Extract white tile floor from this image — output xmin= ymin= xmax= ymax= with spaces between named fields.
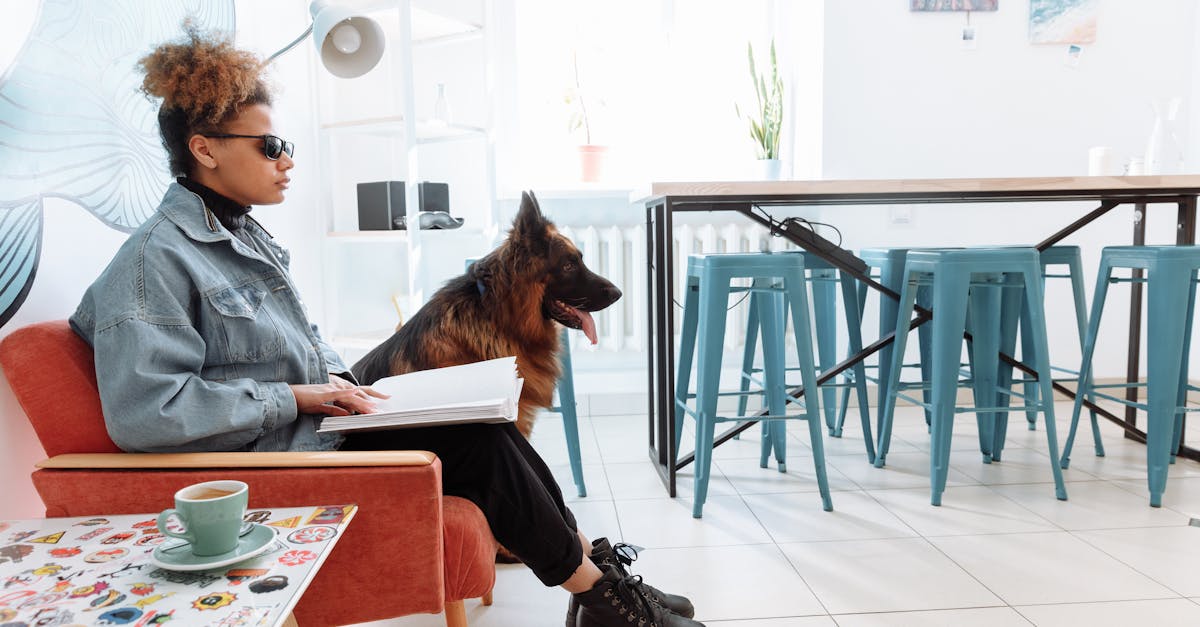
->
xmin=358 ymin=400 xmax=1200 ymax=627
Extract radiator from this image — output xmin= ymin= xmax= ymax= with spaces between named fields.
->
xmin=557 ymin=223 xmax=798 ymax=353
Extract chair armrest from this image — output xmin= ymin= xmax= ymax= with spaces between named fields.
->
xmin=36 ymin=451 xmax=436 ymax=469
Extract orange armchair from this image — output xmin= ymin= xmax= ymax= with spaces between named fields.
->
xmin=0 ymin=320 xmax=496 ymax=626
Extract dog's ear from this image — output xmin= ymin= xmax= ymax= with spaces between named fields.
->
xmin=513 ymin=190 xmax=547 ymax=237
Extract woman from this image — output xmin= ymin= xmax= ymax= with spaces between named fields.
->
xmin=69 ymin=28 xmax=701 ymax=627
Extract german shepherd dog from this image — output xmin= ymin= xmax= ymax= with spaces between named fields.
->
xmin=351 ymin=191 xmax=622 ymax=437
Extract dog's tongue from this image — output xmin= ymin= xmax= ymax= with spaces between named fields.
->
xmin=573 ymin=307 xmax=598 ymax=345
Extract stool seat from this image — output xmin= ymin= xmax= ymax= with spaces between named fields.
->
xmin=1062 ymin=245 xmax=1200 ymax=507
xmin=875 ymin=247 xmax=1069 ymax=506
xmin=675 ymin=252 xmax=833 ymax=517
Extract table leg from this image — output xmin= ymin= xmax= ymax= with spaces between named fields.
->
xmin=1125 ymin=203 xmax=1147 ymax=437
xmin=647 ymin=199 xmax=677 ymax=496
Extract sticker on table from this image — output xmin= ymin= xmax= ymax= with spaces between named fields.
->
xmin=305 ymin=505 xmax=353 ymax=525
xmin=49 ymin=546 xmax=83 ymax=558
xmin=87 ymin=589 xmax=127 ymax=610
xmin=248 ymin=574 xmax=289 ymax=594
xmin=98 ymin=606 xmax=143 ymax=624
xmin=217 ymin=606 xmax=272 ymax=625
xmin=192 ymin=590 xmax=236 ymax=610
xmin=131 ymin=519 xmax=157 ymax=529
xmin=149 ymin=569 xmax=220 ymax=588
xmin=85 ymin=548 xmax=129 ymax=563
xmin=135 ymin=534 xmax=165 ymax=547
xmin=69 ymin=581 xmax=110 ymax=598
xmin=18 ymin=590 xmax=67 ymax=609
xmin=133 ymin=591 xmax=174 ymax=608
xmin=0 ymin=544 xmax=33 ymax=563
xmin=243 ymin=510 xmax=272 ymax=525
xmin=128 ymin=582 xmax=155 ymax=596
xmin=8 ymin=530 xmax=36 ymax=543
xmin=287 ymin=526 xmax=336 ymax=544
xmin=0 ymin=521 xmax=9 ymax=533
xmin=101 ymin=531 xmax=136 ymax=544
xmin=0 ymin=607 xmax=14 ymax=621
xmin=266 ymin=516 xmax=300 ymax=529
xmin=75 ymin=517 xmax=109 ymax=526
xmin=224 ymin=568 xmax=269 ymax=585
xmin=32 ymin=563 xmax=66 ymax=577
xmin=29 ymin=530 xmax=65 ymax=544
xmin=26 ymin=605 xmax=74 ymax=625
xmin=277 ymin=550 xmax=316 ymax=566
xmin=77 ymin=527 xmax=113 ymax=541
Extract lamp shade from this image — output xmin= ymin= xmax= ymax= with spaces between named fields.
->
xmin=310 ymin=1 xmax=385 ymax=78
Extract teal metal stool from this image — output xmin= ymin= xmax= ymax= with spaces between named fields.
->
xmin=874 ymin=247 xmax=1069 ymax=506
xmin=466 ymin=258 xmax=586 ymax=497
xmin=991 ymin=245 xmax=1104 ymax=462
xmin=858 ymin=248 xmax=936 ymax=446
xmin=674 ymin=252 xmax=833 ymax=518
xmin=736 ymin=252 xmax=874 ymax=462
xmin=1061 ymin=245 xmax=1200 ymax=507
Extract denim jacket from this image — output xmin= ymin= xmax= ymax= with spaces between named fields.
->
xmin=70 ymin=183 xmax=347 ymax=453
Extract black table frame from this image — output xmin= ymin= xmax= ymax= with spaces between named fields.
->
xmin=644 ymin=184 xmax=1200 ymax=496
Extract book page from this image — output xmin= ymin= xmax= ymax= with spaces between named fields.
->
xmin=365 ymin=356 xmax=518 ymax=414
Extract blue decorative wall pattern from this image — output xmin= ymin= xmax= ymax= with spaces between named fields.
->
xmin=0 ymin=0 xmax=236 ymax=327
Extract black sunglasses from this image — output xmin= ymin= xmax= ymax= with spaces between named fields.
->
xmin=205 ymin=133 xmax=295 ymax=160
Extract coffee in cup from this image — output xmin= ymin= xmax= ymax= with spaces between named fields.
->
xmin=156 ymin=480 xmax=249 ymax=556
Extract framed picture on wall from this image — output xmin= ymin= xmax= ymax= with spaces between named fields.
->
xmin=1029 ymin=0 xmax=1099 ymax=44
xmin=910 ymin=0 xmax=998 ymax=10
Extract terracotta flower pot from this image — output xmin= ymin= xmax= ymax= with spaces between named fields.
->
xmin=578 ymin=144 xmax=609 ymax=182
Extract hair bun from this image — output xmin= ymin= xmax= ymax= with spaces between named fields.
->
xmin=138 ymin=24 xmax=268 ymax=128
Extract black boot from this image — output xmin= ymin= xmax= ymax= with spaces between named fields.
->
xmin=573 ymin=564 xmax=705 ymax=627
xmin=564 ymin=539 xmax=697 ymax=627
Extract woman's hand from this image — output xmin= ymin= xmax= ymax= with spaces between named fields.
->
xmin=290 ymin=375 xmax=389 ymax=416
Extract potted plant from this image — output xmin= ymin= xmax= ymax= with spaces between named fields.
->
xmin=736 ymin=40 xmax=783 ymax=180
xmin=565 ymin=50 xmax=607 ymax=182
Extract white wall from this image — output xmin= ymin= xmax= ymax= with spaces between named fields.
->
xmin=819 ymin=0 xmax=1200 ymax=380
xmin=0 ymin=0 xmax=322 ymax=519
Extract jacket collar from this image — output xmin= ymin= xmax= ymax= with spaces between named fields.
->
xmin=158 ymin=182 xmax=274 ymax=244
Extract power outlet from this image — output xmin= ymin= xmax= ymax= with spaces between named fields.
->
xmin=890 ymin=205 xmax=913 ymax=226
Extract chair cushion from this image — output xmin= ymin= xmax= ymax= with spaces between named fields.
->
xmin=0 ymin=320 xmax=120 ymax=456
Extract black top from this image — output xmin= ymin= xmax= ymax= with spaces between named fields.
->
xmin=177 ymin=176 xmax=253 ymax=246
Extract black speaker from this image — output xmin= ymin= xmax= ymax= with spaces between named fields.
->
xmin=356 ymin=181 xmax=451 ymax=230
xmin=356 ymin=181 xmax=404 ymax=231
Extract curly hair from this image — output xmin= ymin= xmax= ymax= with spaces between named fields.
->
xmin=138 ymin=25 xmax=273 ymax=176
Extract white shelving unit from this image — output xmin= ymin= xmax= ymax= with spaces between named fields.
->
xmin=313 ymin=0 xmax=504 ymax=361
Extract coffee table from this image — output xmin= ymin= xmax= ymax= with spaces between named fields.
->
xmin=0 ymin=504 xmax=356 ymax=626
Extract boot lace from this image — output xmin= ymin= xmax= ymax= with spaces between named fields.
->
xmin=611 ymin=572 xmax=663 ymax=627
xmin=609 ymin=544 xmax=668 ymax=606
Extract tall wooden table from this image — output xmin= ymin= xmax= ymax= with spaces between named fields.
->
xmin=636 ymin=175 xmax=1200 ymax=495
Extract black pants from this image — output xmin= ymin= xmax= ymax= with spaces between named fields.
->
xmin=339 ymin=422 xmax=583 ymax=586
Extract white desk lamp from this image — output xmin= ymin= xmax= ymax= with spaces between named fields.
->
xmin=266 ymin=0 xmax=385 ymax=78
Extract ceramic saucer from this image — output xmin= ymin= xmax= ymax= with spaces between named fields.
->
xmin=151 ymin=523 xmax=276 ymax=571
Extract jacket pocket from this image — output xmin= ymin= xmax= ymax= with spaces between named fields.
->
xmin=206 ymin=285 xmax=282 ymax=364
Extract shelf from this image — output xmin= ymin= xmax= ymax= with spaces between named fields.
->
xmin=320 ymin=116 xmax=486 ymax=144
xmin=326 ymin=227 xmax=483 ymax=241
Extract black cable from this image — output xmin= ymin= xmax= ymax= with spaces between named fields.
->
xmin=751 ymin=203 xmax=845 ymax=248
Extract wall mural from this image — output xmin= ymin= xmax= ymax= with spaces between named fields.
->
xmin=0 ymin=0 xmax=235 ymax=328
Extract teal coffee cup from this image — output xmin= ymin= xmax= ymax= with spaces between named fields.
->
xmin=156 ymin=480 xmax=249 ymax=556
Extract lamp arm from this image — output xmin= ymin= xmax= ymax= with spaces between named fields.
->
xmin=264 ymin=22 xmax=315 ymax=65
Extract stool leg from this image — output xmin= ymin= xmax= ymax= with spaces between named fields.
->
xmin=874 ymin=273 xmax=920 ymax=469
xmin=692 ymin=275 xmax=731 ymax=518
xmin=916 ymin=283 xmax=936 ymax=430
xmin=783 ymin=267 xmax=833 ymax=511
xmin=838 ymin=271 xmax=876 ymax=462
xmin=1066 ymin=254 xmax=1105 ymax=457
xmin=967 ymin=274 xmax=1004 ymax=464
xmin=811 ymin=269 xmax=840 ymax=436
xmin=876 ymin=256 xmax=904 ymax=421
xmin=1019 ymin=264 xmax=1068 ymax=501
xmin=1145 ymin=264 xmax=1191 ymax=507
xmin=1172 ymin=269 xmax=1198 ymax=461
xmin=556 ymin=330 xmax=586 ymax=497
xmin=737 ymin=292 xmax=761 ymax=421
xmin=674 ymin=278 xmax=701 ymax=458
xmin=1063 ymin=258 xmax=1113 ymax=469
xmin=994 ymin=280 xmax=1025 ymax=444
xmin=760 ymin=286 xmax=789 ymax=472
xmin=930 ymin=269 xmax=971 ymax=506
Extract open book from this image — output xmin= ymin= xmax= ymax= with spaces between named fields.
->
xmin=317 ymin=356 xmax=524 ymax=433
